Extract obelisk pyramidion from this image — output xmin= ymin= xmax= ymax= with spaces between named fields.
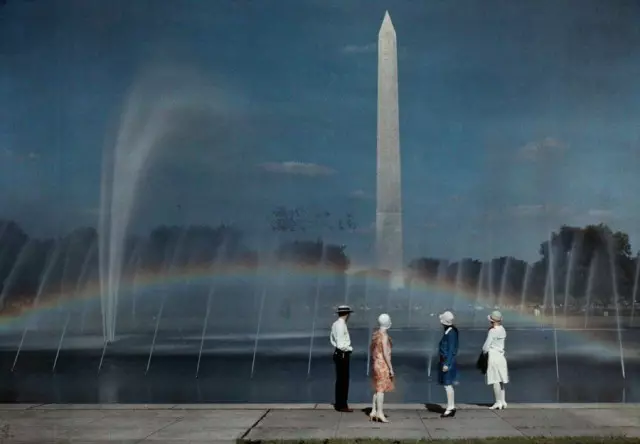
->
xmin=376 ymin=11 xmax=404 ymax=288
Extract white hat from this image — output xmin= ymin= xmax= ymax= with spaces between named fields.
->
xmin=378 ymin=313 xmax=392 ymax=329
xmin=439 ymin=311 xmax=454 ymax=326
xmin=336 ymin=305 xmax=353 ymax=315
xmin=488 ymin=310 xmax=503 ymax=322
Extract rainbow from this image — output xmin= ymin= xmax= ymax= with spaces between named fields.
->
xmin=0 ymin=263 xmax=633 ymax=359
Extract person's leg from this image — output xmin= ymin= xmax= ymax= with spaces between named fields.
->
xmin=444 ymin=385 xmax=455 ymax=411
xmin=500 ymin=382 xmax=507 ymax=408
xmin=370 ymin=393 xmax=378 ymax=418
xmin=334 ymin=353 xmax=344 ymax=409
xmin=343 ymin=353 xmax=351 ymax=408
xmin=490 ymin=382 xmax=502 ymax=409
xmin=376 ymin=391 xmax=387 ymax=422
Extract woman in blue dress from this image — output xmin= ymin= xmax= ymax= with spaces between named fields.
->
xmin=437 ymin=310 xmax=459 ymax=418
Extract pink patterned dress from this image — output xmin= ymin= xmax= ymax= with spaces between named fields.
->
xmin=370 ymin=330 xmax=395 ymax=392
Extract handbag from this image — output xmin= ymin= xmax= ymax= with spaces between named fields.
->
xmin=476 ymin=351 xmax=488 ymax=374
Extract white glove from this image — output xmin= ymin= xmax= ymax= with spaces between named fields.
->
xmin=442 ymin=365 xmax=449 ymax=372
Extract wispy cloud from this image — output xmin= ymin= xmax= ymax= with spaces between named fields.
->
xmin=519 ymin=137 xmax=567 ymax=161
xmin=258 ymin=161 xmax=336 ymax=176
xmin=341 ymin=43 xmax=376 ymax=54
xmin=2 ymin=148 xmax=40 ymax=161
xmin=509 ymin=204 xmax=545 ymax=217
xmin=503 ymin=204 xmax=575 ymax=219
xmin=349 ymin=189 xmax=372 ymax=199
xmin=587 ymin=208 xmax=613 ymax=219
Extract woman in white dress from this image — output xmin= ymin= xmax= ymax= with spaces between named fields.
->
xmin=482 ymin=310 xmax=509 ymax=410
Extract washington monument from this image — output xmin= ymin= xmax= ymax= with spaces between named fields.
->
xmin=376 ymin=11 xmax=404 ymax=286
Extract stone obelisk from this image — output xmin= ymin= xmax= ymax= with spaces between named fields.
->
xmin=376 ymin=11 xmax=404 ymax=288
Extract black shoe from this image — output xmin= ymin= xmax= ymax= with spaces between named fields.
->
xmin=441 ymin=408 xmax=456 ymax=418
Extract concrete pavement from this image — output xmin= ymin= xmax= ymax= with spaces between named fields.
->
xmin=1 ymin=403 xmax=639 ymax=443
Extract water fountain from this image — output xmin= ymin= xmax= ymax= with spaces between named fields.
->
xmin=52 ymin=242 xmax=96 ymax=373
xmin=584 ymin=255 xmax=597 ymax=328
xmin=473 ymin=261 xmax=486 ymax=326
xmin=562 ymin=242 xmax=576 ymax=325
xmin=98 ymin=67 xmax=226 ymax=344
xmin=631 ymin=253 xmax=640 ymax=327
xmin=145 ymin=230 xmax=190 ymax=375
xmin=250 ymin=283 xmax=268 ymax=379
xmin=12 ymin=244 xmax=64 ymax=372
xmin=520 ymin=263 xmax=531 ymax=313
xmin=605 ymin=236 xmax=626 ymax=379
xmin=498 ymin=256 xmax=511 ymax=309
xmin=545 ymin=235 xmax=560 ymax=383
xmin=306 ymin=244 xmax=325 ymax=377
xmin=0 ymin=240 xmax=35 ymax=310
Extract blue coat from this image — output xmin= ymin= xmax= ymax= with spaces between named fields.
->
xmin=437 ymin=326 xmax=459 ymax=385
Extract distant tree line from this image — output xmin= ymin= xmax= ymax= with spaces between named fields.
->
xmin=408 ymin=224 xmax=638 ymax=308
xmin=0 ymin=213 xmax=351 ymax=310
xmin=0 ymin=217 xmax=637 ymax=311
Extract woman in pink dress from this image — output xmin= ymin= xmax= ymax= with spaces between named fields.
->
xmin=369 ymin=313 xmax=394 ymax=423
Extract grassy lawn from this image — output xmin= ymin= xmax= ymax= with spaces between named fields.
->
xmin=238 ymin=438 xmax=640 ymax=444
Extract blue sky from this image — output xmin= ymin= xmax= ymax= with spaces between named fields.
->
xmin=1 ymin=0 xmax=640 ymax=264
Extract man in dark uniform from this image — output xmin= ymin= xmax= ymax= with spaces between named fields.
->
xmin=330 ymin=305 xmax=353 ymax=412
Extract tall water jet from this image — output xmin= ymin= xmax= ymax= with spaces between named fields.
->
xmin=376 ymin=11 xmax=404 ymax=287
xmin=250 ymin=280 xmax=268 ymax=379
xmin=0 ymin=240 xmax=35 ymax=310
xmin=520 ymin=263 xmax=531 ymax=314
xmin=631 ymin=252 xmax=640 ymax=327
xmin=12 ymin=244 xmax=63 ymax=372
xmin=196 ymin=286 xmax=215 ymax=379
xmin=54 ymin=242 xmax=96 ymax=372
xmin=307 ymin=244 xmax=325 ymax=377
xmin=584 ymin=255 xmax=597 ymax=328
xmin=562 ymin=242 xmax=576 ymax=322
xmin=487 ymin=259 xmax=495 ymax=306
xmin=99 ymin=67 xmax=225 ymax=343
xmin=124 ymin=242 xmax=142 ymax=322
xmin=196 ymin=249 xmax=223 ymax=378
xmin=436 ymin=259 xmax=449 ymax=307
xmin=145 ymin=231 xmax=189 ymax=375
xmin=498 ymin=257 xmax=511 ymax=308
xmin=454 ymin=259 xmax=464 ymax=310
xmin=251 ymin=244 xmax=272 ymax=379
xmin=474 ymin=262 xmax=486 ymax=325
xmin=547 ymin=236 xmax=559 ymax=383
xmin=605 ymin=235 xmax=626 ymax=379
xmin=52 ymin=313 xmax=70 ymax=373
xmin=407 ymin=277 xmax=414 ymax=327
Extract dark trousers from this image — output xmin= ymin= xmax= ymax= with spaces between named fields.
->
xmin=333 ymin=349 xmax=351 ymax=408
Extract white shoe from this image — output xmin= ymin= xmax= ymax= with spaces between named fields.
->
xmin=489 ymin=402 xmax=504 ymax=410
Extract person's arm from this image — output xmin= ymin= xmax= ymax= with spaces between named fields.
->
xmin=334 ymin=321 xmax=350 ymax=351
xmin=442 ymin=333 xmax=457 ymax=371
xmin=440 ymin=334 xmax=450 ymax=371
xmin=482 ymin=328 xmax=495 ymax=353
xmin=329 ymin=325 xmax=337 ymax=348
xmin=449 ymin=329 xmax=459 ymax=360
xmin=382 ymin=334 xmax=393 ymax=376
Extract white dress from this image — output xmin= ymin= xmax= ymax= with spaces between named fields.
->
xmin=482 ymin=325 xmax=509 ymax=385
